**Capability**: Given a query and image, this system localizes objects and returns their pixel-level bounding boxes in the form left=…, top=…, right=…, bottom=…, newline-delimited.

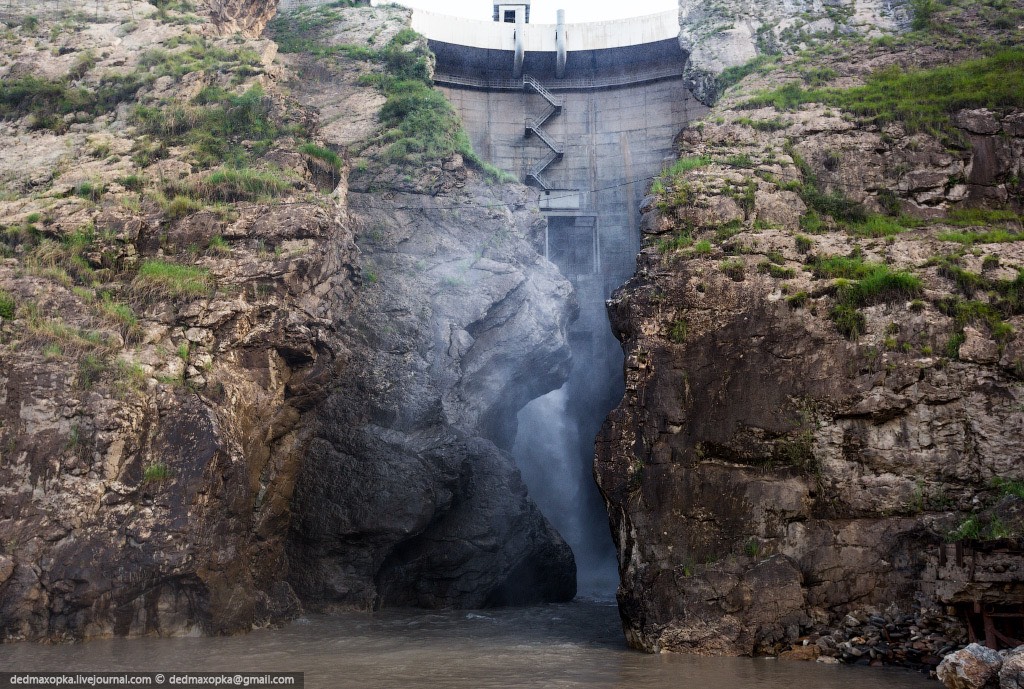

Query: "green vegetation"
left=143, top=462, right=172, bottom=482
left=299, top=142, right=343, bottom=171
left=758, top=261, right=795, bottom=278
left=11, top=224, right=103, bottom=289
left=831, top=304, right=867, bottom=339
left=734, top=116, right=790, bottom=132
left=694, top=240, right=713, bottom=255
left=720, top=258, right=746, bottom=280
left=27, top=315, right=112, bottom=355
left=931, top=253, right=1021, bottom=348
left=111, top=360, right=149, bottom=398
left=657, top=233, right=692, bottom=253
left=668, top=318, right=688, bottom=343
left=0, top=289, right=14, bottom=319
left=744, top=49, right=1024, bottom=142
left=843, top=214, right=923, bottom=238
left=947, top=476, right=1024, bottom=542
left=357, top=31, right=509, bottom=177
left=910, top=0, right=938, bottom=31
left=784, top=143, right=867, bottom=226
left=272, top=8, right=511, bottom=178
left=133, top=85, right=281, bottom=169
left=948, top=513, right=1020, bottom=542
left=116, top=174, right=146, bottom=192
left=934, top=255, right=1024, bottom=316
left=98, top=297, right=141, bottom=341
left=787, top=291, right=809, bottom=308
left=0, top=33, right=262, bottom=134
left=665, top=156, right=712, bottom=177
left=800, top=66, right=838, bottom=86
left=164, top=195, right=205, bottom=219
left=207, top=235, right=231, bottom=255
left=133, top=260, right=213, bottom=300
left=717, top=55, right=780, bottom=92
left=993, top=477, right=1024, bottom=499
left=73, top=181, right=105, bottom=203
left=140, top=37, right=262, bottom=81
left=795, top=235, right=813, bottom=253
left=267, top=2, right=366, bottom=55
left=182, top=167, right=293, bottom=202
left=946, top=208, right=1022, bottom=227
left=0, top=74, right=143, bottom=132
left=724, top=153, right=755, bottom=169
left=811, top=255, right=923, bottom=338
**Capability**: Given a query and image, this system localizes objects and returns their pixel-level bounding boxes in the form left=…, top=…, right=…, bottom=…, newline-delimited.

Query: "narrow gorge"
left=0, top=0, right=1021, bottom=686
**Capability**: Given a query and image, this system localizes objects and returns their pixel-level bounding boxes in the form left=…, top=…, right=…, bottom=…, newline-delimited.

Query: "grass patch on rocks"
left=133, top=259, right=213, bottom=300
left=743, top=49, right=1024, bottom=143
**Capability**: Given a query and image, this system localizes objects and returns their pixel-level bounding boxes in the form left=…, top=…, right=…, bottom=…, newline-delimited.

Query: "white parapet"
left=410, top=9, right=680, bottom=52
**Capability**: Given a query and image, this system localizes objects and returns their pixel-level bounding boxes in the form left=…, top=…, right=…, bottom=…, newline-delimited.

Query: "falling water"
left=512, top=274, right=624, bottom=599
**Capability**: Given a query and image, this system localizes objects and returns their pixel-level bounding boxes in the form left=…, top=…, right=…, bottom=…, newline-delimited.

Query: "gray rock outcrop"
left=678, top=0, right=909, bottom=103
left=288, top=178, right=579, bottom=609
left=599, top=4, right=1024, bottom=656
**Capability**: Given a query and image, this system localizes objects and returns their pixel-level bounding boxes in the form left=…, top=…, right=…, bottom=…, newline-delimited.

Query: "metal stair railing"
left=433, top=66, right=686, bottom=91
left=523, top=75, right=563, bottom=107
left=522, top=75, right=565, bottom=191
left=527, top=124, right=564, bottom=155
left=527, top=102, right=559, bottom=133
left=527, top=150, right=561, bottom=190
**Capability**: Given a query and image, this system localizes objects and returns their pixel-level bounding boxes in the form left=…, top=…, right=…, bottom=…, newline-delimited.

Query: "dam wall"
left=439, top=80, right=704, bottom=291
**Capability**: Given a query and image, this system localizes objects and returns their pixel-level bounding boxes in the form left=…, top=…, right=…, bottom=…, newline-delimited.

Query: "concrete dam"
left=413, top=2, right=708, bottom=595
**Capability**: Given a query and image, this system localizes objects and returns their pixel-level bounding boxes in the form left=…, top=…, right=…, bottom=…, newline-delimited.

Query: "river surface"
left=0, top=600, right=936, bottom=689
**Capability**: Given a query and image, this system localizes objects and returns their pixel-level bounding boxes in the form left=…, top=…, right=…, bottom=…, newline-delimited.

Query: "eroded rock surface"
left=275, top=8, right=577, bottom=607
left=600, top=6, right=1024, bottom=657
left=0, top=0, right=576, bottom=640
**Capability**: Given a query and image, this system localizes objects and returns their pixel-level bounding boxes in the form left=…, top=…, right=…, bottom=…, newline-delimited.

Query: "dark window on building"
left=504, top=10, right=516, bottom=22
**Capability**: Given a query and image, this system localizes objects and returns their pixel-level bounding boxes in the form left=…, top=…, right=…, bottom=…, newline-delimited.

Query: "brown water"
left=0, top=601, right=936, bottom=688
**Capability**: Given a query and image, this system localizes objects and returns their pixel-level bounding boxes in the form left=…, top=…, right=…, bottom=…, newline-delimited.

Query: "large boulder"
left=937, top=644, right=1003, bottom=689
left=1000, top=647, right=1024, bottom=689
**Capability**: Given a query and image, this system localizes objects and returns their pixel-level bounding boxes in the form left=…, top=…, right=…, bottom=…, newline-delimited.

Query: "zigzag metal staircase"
left=523, top=75, right=564, bottom=191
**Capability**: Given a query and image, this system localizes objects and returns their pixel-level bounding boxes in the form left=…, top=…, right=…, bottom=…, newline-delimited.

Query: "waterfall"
left=512, top=298, right=623, bottom=600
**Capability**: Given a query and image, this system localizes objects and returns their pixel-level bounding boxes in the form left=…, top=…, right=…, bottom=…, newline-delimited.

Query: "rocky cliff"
left=0, top=0, right=575, bottom=640
left=202, top=0, right=279, bottom=37
left=269, top=2, right=577, bottom=612
left=679, top=0, right=910, bottom=104
left=600, top=0, right=1024, bottom=659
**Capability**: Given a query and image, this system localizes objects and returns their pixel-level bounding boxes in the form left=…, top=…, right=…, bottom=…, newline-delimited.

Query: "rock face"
left=598, top=9, right=1024, bottom=656
left=678, top=0, right=908, bottom=103
left=0, top=1, right=576, bottom=640
left=287, top=177, right=579, bottom=610
left=275, top=6, right=577, bottom=608
left=1002, top=647, right=1024, bottom=689
left=202, top=0, right=279, bottom=37
left=0, top=0, right=358, bottom=640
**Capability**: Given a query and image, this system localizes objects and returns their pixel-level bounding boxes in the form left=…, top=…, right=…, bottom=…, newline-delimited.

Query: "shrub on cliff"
left=812, top=256, right=923, bottom=339
left=133, top=85, right=282, bottom=168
